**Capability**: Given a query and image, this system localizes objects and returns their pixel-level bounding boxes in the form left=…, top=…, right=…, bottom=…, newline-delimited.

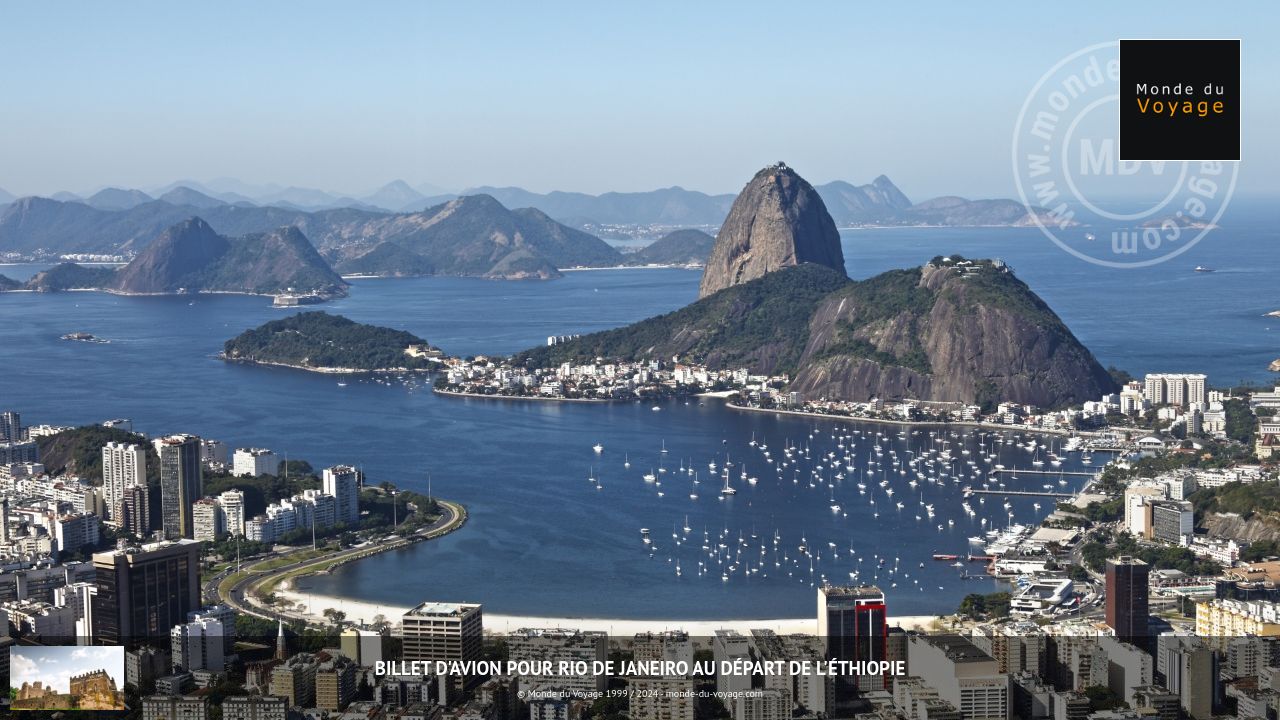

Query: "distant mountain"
left=24, top=262, right=119, bottom=291
left=700, top=163, right=845, bottom=298
left=0, top=197, right=193, bottom=254
left=455, top=186, right=736, bottom=226
left=0, top=193, right=619, bottom=277
left=625, top=229, right=715, bottom=266
left=4, top=217, right=347, bottom=297
left=361, top=180, right=426, bottom=212
left=255, top=186, right=342, bottom=209
left=813, top=176, right=1060, bottom=227
left=50, top=191, right=82, bottom=202
left=84, top=187, right=154, bottom=211
left=112, top=218, right=346, bottom=295
left=902, top=196, right=1052, bottom=226
left=321, top=195, right=622, bottom=279
left=335, top=241, right=435, bottom=277
left=159, top=187, right=228, bottom=209
left=813, top=176, right=912, bottom=223
left=0, top=188, right=15, bottom=204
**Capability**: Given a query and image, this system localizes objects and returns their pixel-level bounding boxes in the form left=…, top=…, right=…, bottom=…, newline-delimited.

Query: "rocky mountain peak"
left=698, top=163, right=845, bottom=298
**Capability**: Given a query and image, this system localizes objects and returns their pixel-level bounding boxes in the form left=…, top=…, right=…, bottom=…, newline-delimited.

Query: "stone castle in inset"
left=12, top=669, right=123, bottom=711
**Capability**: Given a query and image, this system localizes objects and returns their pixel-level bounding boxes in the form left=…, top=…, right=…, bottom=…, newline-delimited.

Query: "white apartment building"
left=1143, top=373, right=1207, bottom=408
left=192, top=498, right=223, bottom=542
left=102, top=441, right=146, bottom=525
left=322, top=465, right=360, bottom=525
left=907, top=635, right=1009, bottom=720
left=218, top=489, right=245, bottom=537
left=232, top=448, right=277, bottom=477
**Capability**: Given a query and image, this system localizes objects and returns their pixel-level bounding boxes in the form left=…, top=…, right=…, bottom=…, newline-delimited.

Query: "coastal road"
left=214, top=499, right=467, bottom=623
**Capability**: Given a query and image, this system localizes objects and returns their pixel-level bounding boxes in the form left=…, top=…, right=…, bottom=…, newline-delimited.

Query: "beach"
left=276, top=587, right=942, bottom=635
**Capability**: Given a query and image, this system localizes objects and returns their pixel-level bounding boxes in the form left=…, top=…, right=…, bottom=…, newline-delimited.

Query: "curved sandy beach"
left=277, top=587, right=942, bottom=634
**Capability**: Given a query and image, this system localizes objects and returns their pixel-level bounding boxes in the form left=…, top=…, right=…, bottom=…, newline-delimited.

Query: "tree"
left=322, top=608, right=348, bottom=627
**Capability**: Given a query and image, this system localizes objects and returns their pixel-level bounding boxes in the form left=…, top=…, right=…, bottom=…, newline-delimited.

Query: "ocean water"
left=1, top=203, right=1276, bottom=619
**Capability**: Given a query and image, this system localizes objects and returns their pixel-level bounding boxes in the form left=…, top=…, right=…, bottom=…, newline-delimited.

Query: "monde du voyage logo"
left=1013, top=40, right=1241, bottom=268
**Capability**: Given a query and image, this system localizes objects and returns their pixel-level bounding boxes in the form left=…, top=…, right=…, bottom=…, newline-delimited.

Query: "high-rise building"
left=269, top=653, right=320, bottom=708
left=191, top=499, right=223, bottom=542
left=1143, top=373, right=1208, bottom=408
left=713, top=629, right=753, bottom=696
left=0, top=439, right=39, bottom=465
left=314, top=655, right=358, bottom=711
left=340, top=626, right=388, bottom=667
left=401, top=601, right=483, bottom=663
left=907, top=634, right=1009, bottom=720
left=507, top=628, right=609, bottom=694
left=817, top=584, right=886, bottom=692
left=91, top=540, right=202, bottom=643
left=171, top=617, right=225, bottom=672
left=1151, top=501, right=1194, bottom=545
left=1106, top=557, right=1150, bottom=642
left=232, top=448, right=277, bottom=478
left=221, top=696, right=287, bottom=720
left=102, top=442, right=146, bottom=525
left=156, top=435, right=202, bottom=539
left=0, top=410, right=21, bottom=442
left=217, top=490, right=246, bottom=537
left=322, top=465, right=360, bottom=526
left=199, top=439, right=228, bottom=470
left=120, top=485, right=152, bottom=537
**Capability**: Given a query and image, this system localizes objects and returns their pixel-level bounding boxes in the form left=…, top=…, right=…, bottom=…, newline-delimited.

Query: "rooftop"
left=405, top=601, right=481, bottom=618
left=821, top=584, right=884, bottom=600
left=916, top=634, right=994, bottom=664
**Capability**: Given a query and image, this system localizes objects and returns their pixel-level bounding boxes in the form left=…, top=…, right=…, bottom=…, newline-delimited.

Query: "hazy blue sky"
left=1, top=2, right=1274, bottom=199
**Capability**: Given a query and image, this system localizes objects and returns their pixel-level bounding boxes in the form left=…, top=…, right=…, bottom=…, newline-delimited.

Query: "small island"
left=222, top=311, right=442, bottom=373
left=60, top=332, right=109, bottom=344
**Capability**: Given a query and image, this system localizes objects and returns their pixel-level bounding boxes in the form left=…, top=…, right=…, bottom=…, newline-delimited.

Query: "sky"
left=10, top=646, right=124, bottom=694
left=1, top=1, right=1276, bottom=199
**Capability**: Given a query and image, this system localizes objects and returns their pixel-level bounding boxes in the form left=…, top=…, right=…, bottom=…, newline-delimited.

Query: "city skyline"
left=1, top=1, right=1276, bottom=199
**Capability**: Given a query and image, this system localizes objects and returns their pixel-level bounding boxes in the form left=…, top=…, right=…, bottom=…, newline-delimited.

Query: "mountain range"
left=515, top=163, right=1116, bottom=408
left=0, top=190, right=623, bottom=277
left=0, top=173, right=1058, bottom=249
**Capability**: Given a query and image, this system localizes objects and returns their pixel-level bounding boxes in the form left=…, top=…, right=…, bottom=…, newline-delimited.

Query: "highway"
left=208, top=499, right=466, bottom=622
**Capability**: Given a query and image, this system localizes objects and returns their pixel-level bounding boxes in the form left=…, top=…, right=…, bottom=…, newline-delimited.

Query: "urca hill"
left=517, top=163, right=1117, bottom=409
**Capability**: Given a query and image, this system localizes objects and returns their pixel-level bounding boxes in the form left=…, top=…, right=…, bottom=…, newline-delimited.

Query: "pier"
left=993, top=468, right=1098, bottom=477
left=966, top=489, right=1074, bottom=499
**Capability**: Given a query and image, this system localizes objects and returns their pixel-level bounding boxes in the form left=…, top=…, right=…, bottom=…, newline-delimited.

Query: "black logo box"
left=1119, top=39, right=1240, bottom=161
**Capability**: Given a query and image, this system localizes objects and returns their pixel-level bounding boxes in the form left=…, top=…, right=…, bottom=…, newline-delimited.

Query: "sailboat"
left=720, top=469, right=737, bottom=496
left=624, top=454, right=630, bottom=469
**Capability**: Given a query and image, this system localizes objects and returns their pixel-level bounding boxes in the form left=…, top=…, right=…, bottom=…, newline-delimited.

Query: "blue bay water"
left=0, top=207, right=1276, bottom=619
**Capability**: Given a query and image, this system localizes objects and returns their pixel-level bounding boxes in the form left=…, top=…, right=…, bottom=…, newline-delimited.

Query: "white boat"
left=593, top=443, right=603, bottom=454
